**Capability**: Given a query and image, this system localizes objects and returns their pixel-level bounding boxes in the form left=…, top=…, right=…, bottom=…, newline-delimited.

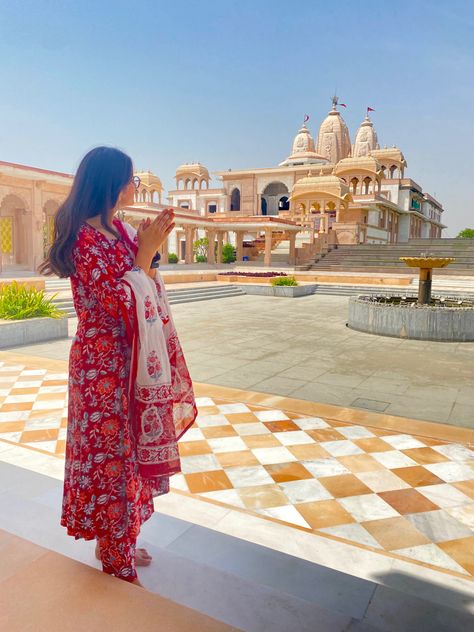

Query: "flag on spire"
left=339, top=103, right=347, bottom=108
left=367, top=106, right=375, bottom=113
left=303, top=114, right=310, bottom=123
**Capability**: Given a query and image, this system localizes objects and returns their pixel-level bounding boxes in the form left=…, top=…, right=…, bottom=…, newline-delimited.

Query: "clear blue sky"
left=1, top=0, right=473, bottom=235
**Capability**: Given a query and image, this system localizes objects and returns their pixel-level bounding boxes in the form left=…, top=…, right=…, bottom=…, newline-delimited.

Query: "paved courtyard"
left=8, top=293, right=474, bottom=428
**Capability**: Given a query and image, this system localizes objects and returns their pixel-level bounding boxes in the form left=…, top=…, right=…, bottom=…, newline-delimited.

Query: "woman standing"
left=40, top=147, right=197, bottom=587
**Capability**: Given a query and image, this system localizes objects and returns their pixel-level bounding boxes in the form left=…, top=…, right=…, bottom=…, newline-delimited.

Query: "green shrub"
left=0, top=281, right=63, bottom=320
left=195, top=254, right=207, bottom=263
left=270, top=276, right=298, bottom=287
left=222, top=243, right=236, bottom=263
left=168, top=253, right=179, bottom=263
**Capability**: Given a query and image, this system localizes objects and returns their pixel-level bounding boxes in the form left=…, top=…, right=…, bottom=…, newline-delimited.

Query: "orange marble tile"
left=197, top=406, right=220, bottom=415
left=438, top=537, right=474, bottom=575
left=287, top=444, right=331, bottom=461
left=263, top=420, right=301, bottom=433
left=354, top=438, right=393, bottom=453
left=242, top=434, right=281, bottom=449
left=36, top=393, right=67, bottom=401
left=391, top=466, right=444, bottom=488
left=401, top=447, right=450, bottom=466
left=453, top=480, right=474, bottom=500
left=419, top=437, right=450, bottom=447
left=362, top=516, right=430, bottom=550
left=237, top=484, right=288, bottom=510
left=55, top=440, right=66, bottom=454
left=0, top=421, right=27, bottom=433
left=306, top=428, right=345, bottom=442
left=0, top=402, right=33, bottom=412
left=318, top=474, right=373, bottom=498
left=184, top=470, right=233, bottom=494
left=60, top=418, right=68, bottom=428
left=201, top=426, right=238, bottom=439
left=264, top=462, right=313, bottom=483
left=369, top=428, right=403, bottom=437
left=216, top=450, right=260, bottom=468
left=224, top=412, right=259, bottom=424
left=378, top=489, right=439, bottom=515
left=20, top=429, right=59, bottom=443
left=38, top=380, right=68, bottom=387
left=338, top=454, right=386, bottom=473
left=295, top=499, right=355, bottom=529
left=178, top=440, right=212, bottom=456
left=9, top=387, right=42, bottom=395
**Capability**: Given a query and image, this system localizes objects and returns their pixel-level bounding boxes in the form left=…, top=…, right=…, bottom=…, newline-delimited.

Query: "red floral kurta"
left=60, top=219, right=193, bottom=542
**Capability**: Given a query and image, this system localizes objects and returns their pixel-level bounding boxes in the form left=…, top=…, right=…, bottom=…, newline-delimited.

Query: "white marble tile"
left=180, top=453, right=222, bottom=473
left=207, top=436, right=248, bottom=453
left=195, top=413, right=230, bottom=427
left=257, top=504, right=311, bottom=529
left=37, top=385, right=68, bottom=394
left=195, top=397, right=215, bottom=407
left=11, top=380, right=43, bottom=388
left=42, top=373, right=69, bottom=380
left=217, top=403, right=251, bottom=414
left=338, top=494, right=399, bottom=522
left=200, top=488, right=247, bottom=508
left=252, top=446, right=297, bottom=465
left=405, top=509, right=473, bottom=542
left=31, top=400, right=64, bottom=411
left=0, top=389, right=11, bottom=396
left=23, top=416, right=61, bottom=431
left=20, top=369, right=47, bottom=376
left=320, top=440, right=364, bottom=457
left=233, top=422, right=271, bottom=436
left=445, top=503, right=474, bottom=530
left=371, top=450, right=418, bottom=469
left=179, top=427, right=205, bottom=442
left=3, top=394, right=36, bottom=403
left=58, top=427, right=67, bottom=440
left=379, top=434, right=426, bottom=450
left=279, top=479, right=333, bottom=504
left=0, top=376, right=18, bottom=383
left=356, top=470, right=411, bottom=493
left=273, top=431, right=314, bottom=446
left=336, top=426, right=375, bottom=440
left=416, top=483, right=472, bottom=509
left=0, top=411, right=30, bottom=422
left=392, top=543, right=470, bottom=575
left=0, top=365, right=24, bottom=372
left=24, top=440, right=57, bottom=453
left=225, top=465, right=274, bottom=488
left=254, top=409, right=290, bottom=422
left=292, top=417, right=329, bottom=430
left=303, top=458, right=351, bottom=478
left=424, top=461, right=474, bottom=483
left=432, top=443, right=474, bottom=462
left=0, top=431, right=22, bottom=442
left=319, top=523, right=383, bottom=550
left=169, top=473, right=190, bottom=491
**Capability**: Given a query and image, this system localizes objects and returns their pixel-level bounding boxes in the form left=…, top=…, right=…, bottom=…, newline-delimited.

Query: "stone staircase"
left=311, top=239, right=474, bottom=275
left=45, top=280, right=245, bottom=318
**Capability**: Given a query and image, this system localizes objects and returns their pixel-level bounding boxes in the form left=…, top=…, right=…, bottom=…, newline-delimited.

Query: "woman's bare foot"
left=95, top=542, right=153, bottom=566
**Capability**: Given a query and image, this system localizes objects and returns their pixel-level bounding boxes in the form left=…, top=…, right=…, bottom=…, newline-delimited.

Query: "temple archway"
left=262, top=182, right=289, bottom=215
left=0, top=194, right=30, bottom=269
left=230, top=188, right=241, bottom=211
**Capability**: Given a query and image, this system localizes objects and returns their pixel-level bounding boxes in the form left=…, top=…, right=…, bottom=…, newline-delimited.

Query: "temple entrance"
left=262, top=182, right=289, bottom=215
left=0, top=194, right=30, bottom=272
left=261, top=198, right=267, bottom=215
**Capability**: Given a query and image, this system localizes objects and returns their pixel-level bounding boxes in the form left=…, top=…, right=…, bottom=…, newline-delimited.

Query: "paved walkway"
left=6, top=294, right=474, bottom=428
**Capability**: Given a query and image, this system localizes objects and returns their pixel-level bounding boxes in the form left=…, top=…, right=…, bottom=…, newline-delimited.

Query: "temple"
left=0, top=97, right=446, bottom=274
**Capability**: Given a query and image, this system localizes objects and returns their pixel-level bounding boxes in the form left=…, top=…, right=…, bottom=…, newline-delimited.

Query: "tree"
left=457, top=228, right=474, bottom=239
left=193, top=237, right=209, bottom=260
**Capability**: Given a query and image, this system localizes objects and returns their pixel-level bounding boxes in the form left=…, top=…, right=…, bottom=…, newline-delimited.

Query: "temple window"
left=230, top=188, right=241, bottom=211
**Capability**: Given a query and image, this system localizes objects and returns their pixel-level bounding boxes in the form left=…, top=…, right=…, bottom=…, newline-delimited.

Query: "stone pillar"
left=184, top=226, right=194, bottom=264
left=217, top=231, right=223, bottom=264
left=31, top=182, right=43, bottom=272
left=264, top=228, right=272, bottom=267
left=256, top=193, right=262, bottom=215
left=288, top=232, right=296, bottom=265
left=206, top=229, right=216, bottom=264
left=235, top=231, right=244, bottom=262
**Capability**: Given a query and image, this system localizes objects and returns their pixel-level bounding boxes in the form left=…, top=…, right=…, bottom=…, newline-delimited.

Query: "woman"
left=39, top=146, right=197, bottom=587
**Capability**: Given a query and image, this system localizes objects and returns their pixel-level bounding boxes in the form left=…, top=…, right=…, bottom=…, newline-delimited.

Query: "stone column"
left=217, top=231, right=223, bottom=264
left=264, top=228, right=272, bottom=267
left=31, top=182, right=43, bottom=272
left=184, top=226, right=194, bottom=264
left=288, top=232, right=296, bottom=265
left=235, top=231, right=244, bottom=262
left=206, top=229, right=216, bottom=264
left=256, top=193, right=262, bottom=216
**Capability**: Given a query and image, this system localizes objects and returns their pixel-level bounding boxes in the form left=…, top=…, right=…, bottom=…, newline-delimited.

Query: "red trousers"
left=97, top=532, right=137, bottom=582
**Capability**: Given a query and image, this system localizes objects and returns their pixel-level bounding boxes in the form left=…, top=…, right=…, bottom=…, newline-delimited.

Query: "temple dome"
left=290, top=171, right=350, bottom=202
left=134, top=170, right=163, bottom=192
left=175, top=162, right=210, bottom=180
left=316, top=98, right=352, bottom=163
left=353, top=116, right=379, bottom=158
left=279, top=124, right=327, bottom=166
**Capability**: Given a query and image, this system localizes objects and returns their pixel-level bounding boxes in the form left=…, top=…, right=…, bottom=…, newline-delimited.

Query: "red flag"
left=303, top=114, right=310, bottom=123
left=367, top=107, right=375, bottom=112
left=339, top=103, right=347, bottom=108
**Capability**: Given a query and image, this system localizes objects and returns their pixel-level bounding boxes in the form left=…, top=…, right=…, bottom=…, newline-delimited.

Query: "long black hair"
left=39, top=146, right=133, bottom=277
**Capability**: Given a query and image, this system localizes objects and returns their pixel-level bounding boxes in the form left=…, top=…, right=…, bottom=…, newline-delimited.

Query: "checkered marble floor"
left=0, top=360, right=473, bottom=579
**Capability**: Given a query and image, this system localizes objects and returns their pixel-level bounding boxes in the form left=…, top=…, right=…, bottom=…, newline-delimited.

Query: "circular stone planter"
left=348, top=296, right=474, bottom=342
left=0, top=316, right=68, bottom=349
left=239, top=284, right=317, bottom=298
